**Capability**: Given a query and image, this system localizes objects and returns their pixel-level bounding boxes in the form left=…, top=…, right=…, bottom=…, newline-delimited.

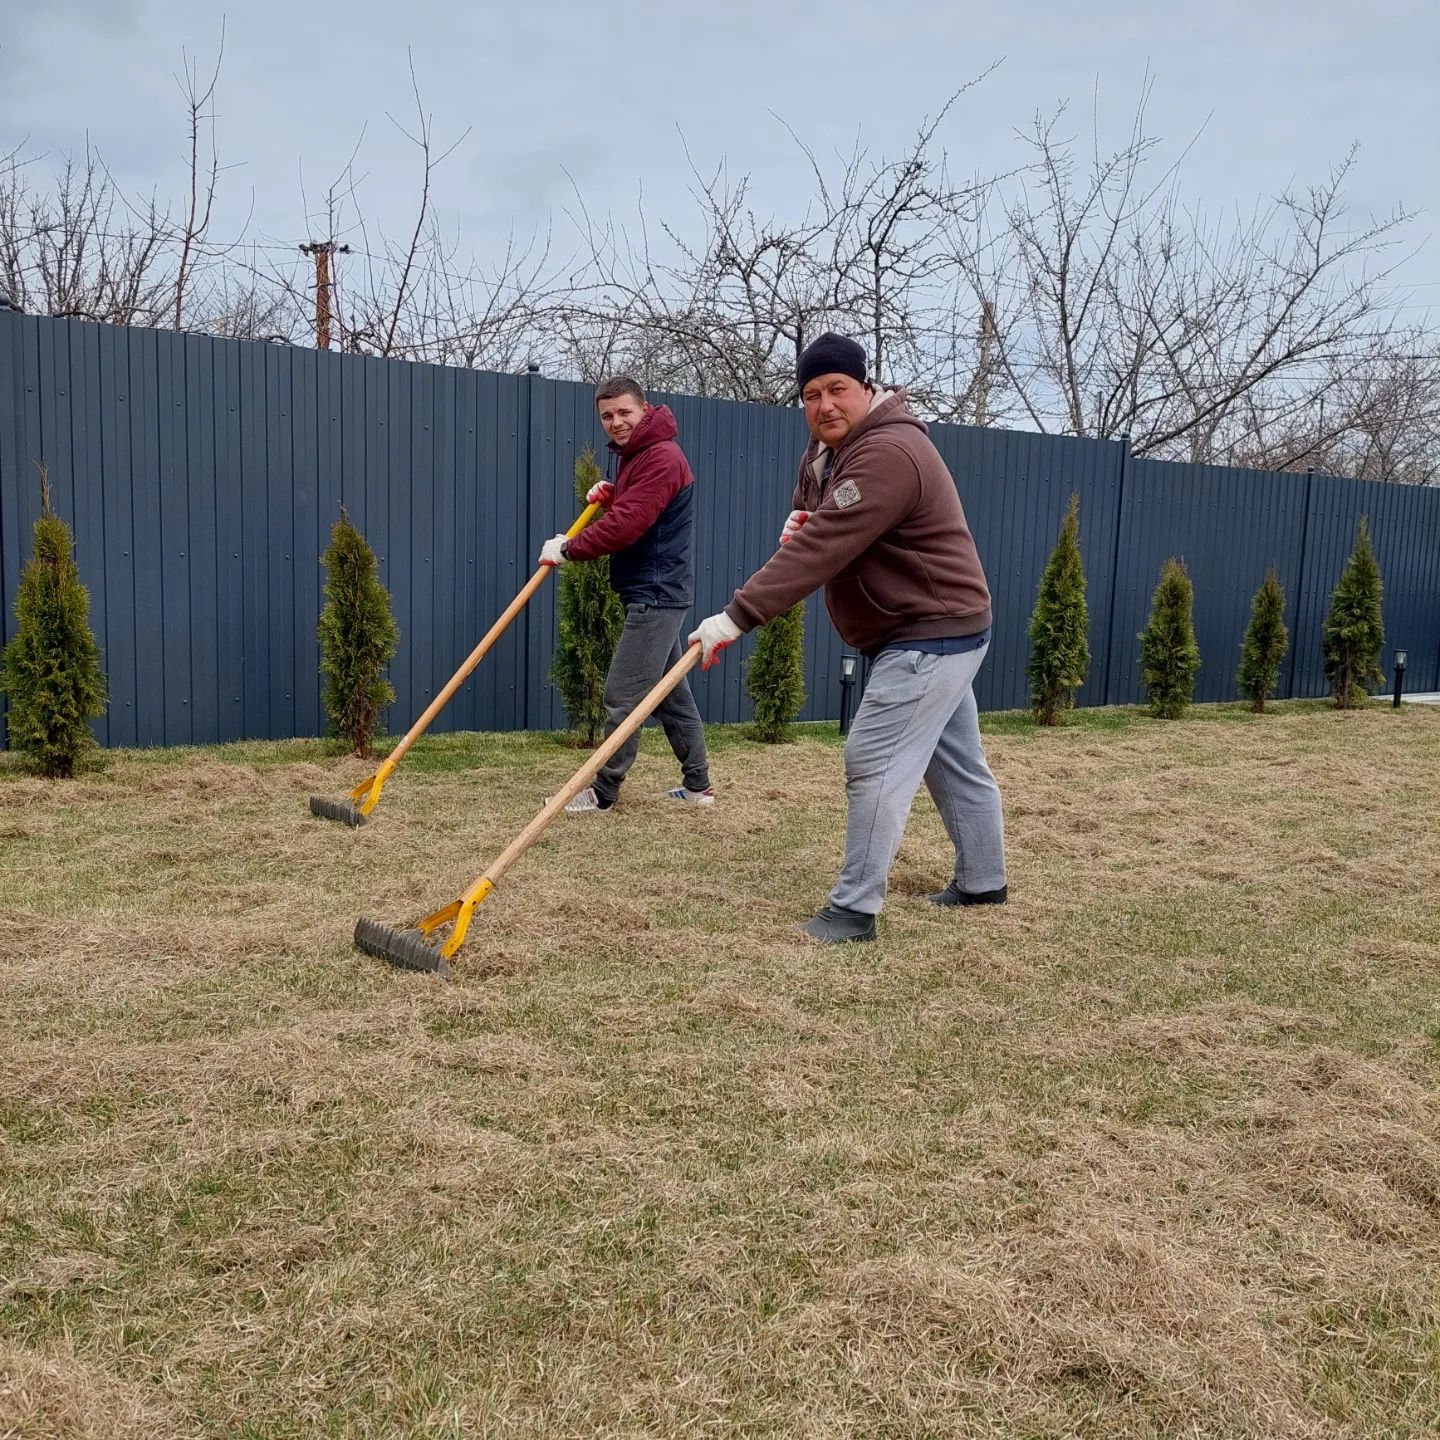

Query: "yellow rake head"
left=352, top=879, right=496, bottom=979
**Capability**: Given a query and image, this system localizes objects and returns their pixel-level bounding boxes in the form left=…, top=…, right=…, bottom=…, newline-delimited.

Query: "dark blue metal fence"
left=1110, top=458, right=1314, bottom=705
left=3, top=309, right=1438, bottom=749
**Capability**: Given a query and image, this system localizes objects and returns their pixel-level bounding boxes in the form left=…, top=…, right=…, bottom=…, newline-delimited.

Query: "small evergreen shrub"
left=1236, top=567, right=1289, bottom=712
left=1322, top=516, right=1385, bottom=709
left=0, top=467, right=108, bottom=777
left=747, top=602, right=807, bottom=743
left=1027, top=493, right=1090, bottom=725
left=318, top=508, right=399, bottom=757
left=551, top=449, right=624, bottom=746
left=1140, top=558, right=1201, bottom=720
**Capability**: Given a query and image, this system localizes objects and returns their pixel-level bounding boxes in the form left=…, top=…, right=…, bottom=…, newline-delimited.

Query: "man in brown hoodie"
left=690, top=333, right=1007, bottom=943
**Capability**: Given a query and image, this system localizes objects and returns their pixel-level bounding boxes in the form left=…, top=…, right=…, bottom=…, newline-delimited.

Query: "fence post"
left=1285, top=466, right=1316, bottom=701
left=1100, top=432, right=1131, bottom=706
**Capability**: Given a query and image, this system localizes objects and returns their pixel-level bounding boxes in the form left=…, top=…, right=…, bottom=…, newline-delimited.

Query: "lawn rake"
left=310, top=500, right=602, bottom=826
left=354, top=641, right=703, bottom=977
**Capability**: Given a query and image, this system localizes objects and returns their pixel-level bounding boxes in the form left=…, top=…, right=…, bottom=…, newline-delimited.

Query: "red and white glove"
left=689, top=612, right=743, bottom=670
left=538, top=534, right=569, bottom=567
left=586, top=480, right=615, bottom=506
left=779, top=509, right=810, bottom=545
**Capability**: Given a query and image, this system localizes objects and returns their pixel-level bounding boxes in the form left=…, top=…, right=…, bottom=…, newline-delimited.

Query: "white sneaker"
left=563, top=786, right=613, bottom=814
left=665, top=785, right=715, bottom=806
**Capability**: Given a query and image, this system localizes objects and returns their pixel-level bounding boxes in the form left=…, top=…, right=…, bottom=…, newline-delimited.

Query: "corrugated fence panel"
left=379, top=355, right=413, bottom=739
left=337, top=358, right=534, bottom=739
left=237, top=336, right=270, bottom=738
left=1108, top=459, right=1311, bottom=705
left=931, top=424, right=1125, bottom=712
left=101, top=322, right=140, bottom=745
left=2, top=308, right=1438, bottom=751
left=1292, top=472, right=1440, bottom=698
left=183, top=334, right=218, bottom=746
left=1379, top=483, right=1440, bottom=695
left=0, top=314, right=22, bottom=717
left=213, top=334, right=246, bottom=742
left=288, top=344, right=321, bottom=740
left=420, top=364, right=515, bottom=736
left=655, top=387, right=815, bottom=725
left=67, top=321, right=110, bottom=744
left=526, top=373, right=595, bottom=731
left=473, top=369, right=530, bottom=734
left=428, top=366, right=456, bottom=734
left=156, top=327, right=190, bottom=743
left=128, top=326, right=167, bottom=743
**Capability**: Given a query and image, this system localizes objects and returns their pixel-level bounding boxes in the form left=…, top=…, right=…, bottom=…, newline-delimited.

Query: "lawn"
left=2, top=702, right=1438, bottom=1438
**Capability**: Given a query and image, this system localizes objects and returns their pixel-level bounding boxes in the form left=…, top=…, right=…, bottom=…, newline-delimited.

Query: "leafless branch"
left=173, top=22, right=225, bottom=330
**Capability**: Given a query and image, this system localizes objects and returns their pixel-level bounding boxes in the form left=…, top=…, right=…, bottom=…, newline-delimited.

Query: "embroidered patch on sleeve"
left=833, top=479, right=862, bottom=509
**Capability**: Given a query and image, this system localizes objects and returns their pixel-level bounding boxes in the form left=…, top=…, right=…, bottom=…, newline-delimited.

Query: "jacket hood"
left=610, top=402, right=678, bottom=457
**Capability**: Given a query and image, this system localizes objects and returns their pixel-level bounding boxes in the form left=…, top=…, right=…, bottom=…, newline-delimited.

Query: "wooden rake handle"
left=478, top=642, right=704, bottom=890
left=384, top=499, right=604, bottom=771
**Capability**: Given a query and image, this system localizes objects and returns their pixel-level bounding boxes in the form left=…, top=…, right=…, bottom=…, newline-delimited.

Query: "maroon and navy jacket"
left=565, top=404, right=695, bottom=607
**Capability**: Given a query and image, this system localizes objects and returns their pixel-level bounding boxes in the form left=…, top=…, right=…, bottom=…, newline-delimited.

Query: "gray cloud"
left=1, top=0, right=1434, bottom=308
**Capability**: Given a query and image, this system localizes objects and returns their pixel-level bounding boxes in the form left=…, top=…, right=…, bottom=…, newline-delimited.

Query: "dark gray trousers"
left=593, top=604, right=710, bottom=804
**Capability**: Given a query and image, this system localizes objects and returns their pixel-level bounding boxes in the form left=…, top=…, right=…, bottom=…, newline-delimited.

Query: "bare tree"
left=285, top=59, right=558, bottom=372
left=545, top=87, right=1439, bottom=485
left=196, top=253, right=305, bottom=343
left=549, top=168, right=820, bottom=398
left=0, top=32, right=274, bottom=338
left=1223, top=335, right=1440, bottom=484
left=0, top=143, right=176, bottom=323
left=957, top=88, right=1431, bottom=473
left=794, top=70, right=999, bottom=401
left=4, top=55, right=1435, bottom=485
left=547, top=81, right=1003, bottom=409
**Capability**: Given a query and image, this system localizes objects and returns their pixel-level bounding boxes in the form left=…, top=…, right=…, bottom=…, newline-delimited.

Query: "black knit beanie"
left=797, top=333, right=868, bottom=391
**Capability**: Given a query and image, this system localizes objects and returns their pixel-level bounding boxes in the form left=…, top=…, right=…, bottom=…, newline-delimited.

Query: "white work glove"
left=779, top=508, right=811, bottom=545
left=688, top=611, right=743, bottom=670
left=586, top=480, right=615, bottom=506
left=538, top=534, right=569, bottom=567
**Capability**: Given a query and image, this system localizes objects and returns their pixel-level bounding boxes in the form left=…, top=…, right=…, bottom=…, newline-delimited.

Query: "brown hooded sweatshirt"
left=725, top=389, right=992, bottom=656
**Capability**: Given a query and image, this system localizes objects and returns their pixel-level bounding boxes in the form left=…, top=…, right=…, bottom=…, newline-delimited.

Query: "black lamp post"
left=1393, top=649, right=1408, bottom=708
left=839, top=653, right=859, bottom=735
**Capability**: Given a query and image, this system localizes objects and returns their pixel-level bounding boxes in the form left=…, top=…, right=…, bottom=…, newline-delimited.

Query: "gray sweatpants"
left=830, top=643, right=1006, bottom=915
left=593, top=603, right=710, bottom=805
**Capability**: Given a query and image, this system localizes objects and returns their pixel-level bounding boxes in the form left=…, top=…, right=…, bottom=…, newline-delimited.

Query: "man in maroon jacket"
left=690, top=334, right=1007, bottom=942
left=539, top=375, right=712, bottom=812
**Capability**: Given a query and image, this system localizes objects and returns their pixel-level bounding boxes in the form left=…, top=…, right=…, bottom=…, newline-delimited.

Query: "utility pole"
left=300, top=241, right=350, bottom=350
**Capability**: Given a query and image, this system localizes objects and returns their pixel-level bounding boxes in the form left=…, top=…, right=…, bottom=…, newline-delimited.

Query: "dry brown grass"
left=2, top=703, right=1438, bottom=1438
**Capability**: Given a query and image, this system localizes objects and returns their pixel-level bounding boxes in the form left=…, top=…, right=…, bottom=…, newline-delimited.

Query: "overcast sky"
left=3, top=0, right=1437, bottom=318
